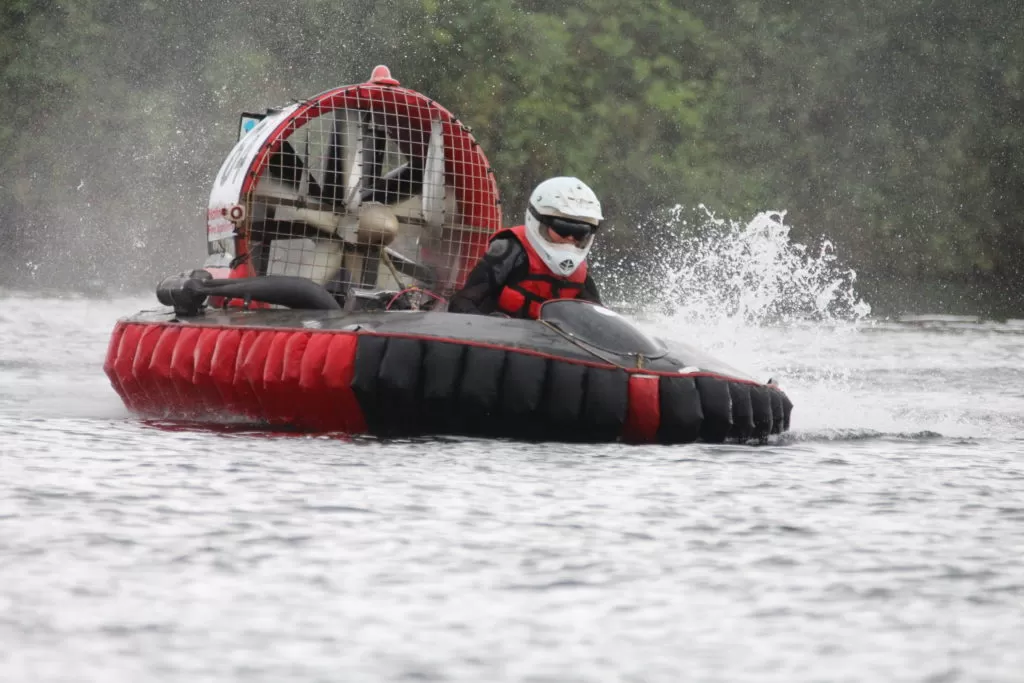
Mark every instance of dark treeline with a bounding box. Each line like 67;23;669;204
2;1;1022;312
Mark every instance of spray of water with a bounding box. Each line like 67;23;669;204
598;205;878;439
604;205;871;328
629;210;1012;443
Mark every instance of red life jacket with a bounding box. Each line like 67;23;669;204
495;224;588;319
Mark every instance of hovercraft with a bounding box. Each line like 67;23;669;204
104;66;792;444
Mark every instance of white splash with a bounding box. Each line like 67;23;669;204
610;206;871;329
598;206;877;437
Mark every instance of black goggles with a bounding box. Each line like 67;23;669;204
529;205;599;241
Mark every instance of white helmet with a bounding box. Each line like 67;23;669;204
523;176;603;276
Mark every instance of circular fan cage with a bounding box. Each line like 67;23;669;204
205;67;502;307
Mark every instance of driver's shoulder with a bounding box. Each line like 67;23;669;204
486;235;527;263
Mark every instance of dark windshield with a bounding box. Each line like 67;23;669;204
539;300;666;358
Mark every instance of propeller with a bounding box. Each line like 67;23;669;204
247;105;451;289
342;110;365;213
422;116;446;233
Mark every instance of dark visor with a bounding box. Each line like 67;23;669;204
529;205;598;240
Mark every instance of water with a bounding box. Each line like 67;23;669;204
3;219;1024;681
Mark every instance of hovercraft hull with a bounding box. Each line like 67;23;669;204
104;308;791;444
105;66;792;443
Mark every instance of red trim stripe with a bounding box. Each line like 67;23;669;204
624;374;660;443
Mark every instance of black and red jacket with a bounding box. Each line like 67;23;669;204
449;224;601;319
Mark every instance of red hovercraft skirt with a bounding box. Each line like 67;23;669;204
104;302;792;444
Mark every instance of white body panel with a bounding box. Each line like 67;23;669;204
207;104;300;241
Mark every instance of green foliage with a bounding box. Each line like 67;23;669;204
693;0;1024;285
1;0;1022;300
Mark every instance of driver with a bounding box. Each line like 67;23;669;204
449;176;604;319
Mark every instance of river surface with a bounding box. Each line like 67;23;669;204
2;292;1022;682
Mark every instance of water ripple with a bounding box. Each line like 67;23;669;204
2;294;1024;682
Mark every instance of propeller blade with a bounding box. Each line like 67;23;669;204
343;111;366;213
322;114;344;206
422;116;446;232
322;108;363;212
301;133;310;196
250;177;341;236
